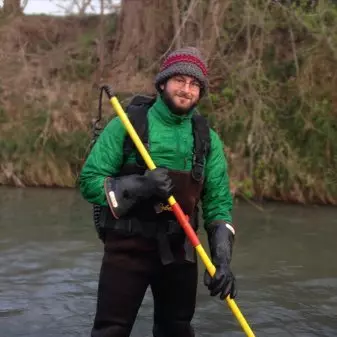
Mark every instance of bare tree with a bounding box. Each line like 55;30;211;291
104;0;120;13
112;0;173;74
199;0;231;61
51;0;119;16
2;0;23;15
73;0;95;15
52;0;96;16
172;0;181;49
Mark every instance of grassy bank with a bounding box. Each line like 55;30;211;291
199;1;337;204
0;2;337;204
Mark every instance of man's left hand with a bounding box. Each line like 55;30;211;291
204;262;237;300
204;221;237;300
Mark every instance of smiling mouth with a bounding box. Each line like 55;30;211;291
177;96;190;102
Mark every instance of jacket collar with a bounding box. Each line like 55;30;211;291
151;95;195;125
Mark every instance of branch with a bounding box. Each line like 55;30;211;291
171;0;181;49
161;0;199;60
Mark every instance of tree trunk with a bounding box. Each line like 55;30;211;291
108;0;229;93
172;0;181;49
199;0;231;61
180;0;200;47
109;0;174;92
3;0;22;16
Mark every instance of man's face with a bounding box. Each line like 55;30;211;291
160;75;201;114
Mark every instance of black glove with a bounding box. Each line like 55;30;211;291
144;167;174;200
204;220;237;300
104;168;173;218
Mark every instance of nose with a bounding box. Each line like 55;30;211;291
181;82;193;92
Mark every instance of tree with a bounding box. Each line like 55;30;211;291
2;0;23;15
112;0;174;74
51;0;120;16
112;0;231;68
109;0;231;92
52;0;95;17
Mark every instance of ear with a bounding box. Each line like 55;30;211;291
160;83;164;91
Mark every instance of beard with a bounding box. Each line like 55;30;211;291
161;87;198;115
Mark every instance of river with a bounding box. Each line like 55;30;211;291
0;187;336;336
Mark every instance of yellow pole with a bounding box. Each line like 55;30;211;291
103;88;256;337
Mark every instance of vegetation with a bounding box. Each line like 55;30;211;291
0;1;336;204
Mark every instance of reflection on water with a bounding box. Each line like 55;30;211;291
0;187;337;336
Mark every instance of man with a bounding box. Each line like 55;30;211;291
79;47;237;337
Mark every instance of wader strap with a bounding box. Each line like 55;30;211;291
93;204;106;242
184;238;196;263
123;96;154;168
191;114;211;182
157;232;175;265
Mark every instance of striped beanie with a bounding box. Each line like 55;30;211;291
155;47;208;96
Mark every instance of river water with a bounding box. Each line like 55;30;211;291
0;187;336;337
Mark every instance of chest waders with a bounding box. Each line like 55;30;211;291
90;90;211;264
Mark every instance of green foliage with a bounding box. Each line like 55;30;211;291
79;31;96;48
198;0;337;203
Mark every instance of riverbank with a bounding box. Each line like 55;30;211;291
1;2;337;204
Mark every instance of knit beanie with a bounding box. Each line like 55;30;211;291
155;47;208;96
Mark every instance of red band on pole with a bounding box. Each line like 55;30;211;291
171;203;200;247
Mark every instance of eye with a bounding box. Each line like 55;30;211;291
191;81;201;89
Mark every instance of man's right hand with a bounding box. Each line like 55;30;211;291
104;168;173;219
144;167;174;200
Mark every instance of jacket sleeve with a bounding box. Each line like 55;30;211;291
79;117;126;206
201;129;233;229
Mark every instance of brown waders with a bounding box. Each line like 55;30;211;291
91;230;198;337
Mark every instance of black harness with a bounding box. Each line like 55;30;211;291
90;93;211;245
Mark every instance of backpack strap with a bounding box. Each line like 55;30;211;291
123;95;156;167
191;114;211;182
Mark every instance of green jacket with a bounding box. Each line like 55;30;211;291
79;95;233;229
